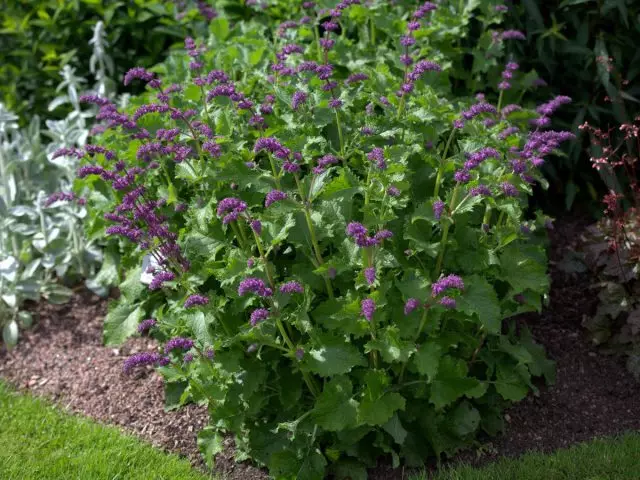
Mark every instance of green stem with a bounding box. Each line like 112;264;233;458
314;25;323;63
252;229;275;288
433;186;460;279
497;90;504;115
335;110;345;158
230;222;248;251
370;17;376;46
399;308;429;382
268;154;282;189
482;204;492;229
433;129;456;198
276;317;319;397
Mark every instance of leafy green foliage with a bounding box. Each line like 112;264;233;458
80;1;565;477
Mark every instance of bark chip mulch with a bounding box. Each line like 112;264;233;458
1;217;639;480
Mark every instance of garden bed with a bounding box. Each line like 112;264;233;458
1;217;638;479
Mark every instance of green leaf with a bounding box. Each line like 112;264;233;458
383;413;408;445
209;17;229;41
499;245;549;294
197;427;224;468
458;275;501;333
305;337;367;377
365;326;415;363
413;341;442;382
119;266;145;302
495;362;530;401
186;311;214;346
430;356;480;410
359;392;406;426
313;376;358;431
449;401;481;437
2;320;19;348
104;304;144;345
270;449;327;480
165;381;188;411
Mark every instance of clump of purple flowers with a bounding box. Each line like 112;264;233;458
137;318;157;334
184;294;209;308
432;274;464;297
250;308;270;326
280;281;304;294
361;298;376;321
164;337;195;354
123;352;166;373
238;277;273;297
346;222;393;247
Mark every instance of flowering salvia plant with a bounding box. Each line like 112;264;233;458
77;1;573;477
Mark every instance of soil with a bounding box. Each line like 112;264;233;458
1;216;639;479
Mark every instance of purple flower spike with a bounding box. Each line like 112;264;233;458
149;271;176;290
501;182;518;197
123;352;161;373
280;281;304;294
265;190;287;207
183;353;194;364
433;200;445;220
367;147;387;169
124;67;155;86
238;277;272;297
439;296;456;309
250;308;270;326
184;294;209;308
361;298;376;322
250;220;262;235
292;91;308;111
138;318;157;334
364;267;376;285
387;186;401;197
164;337;195;354
346;222;368;238
432;274;464;296
404;298;420;315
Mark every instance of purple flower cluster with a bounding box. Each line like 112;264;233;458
164;337;195;354
43;191;75;207
501;182;518;197
124;67;155;86
431;274;464;296
292;91;307;111
184;294;209;308
361;298;376;321
314;154;340;173
535;95;572;125
404;298;420;315
137;318;157;334
250;308;270;326
279;281;304;294
265;190;287;207
469;185;492;197
364;267;376;286
454;147;501;184
461;102;497;122
433;200;445;220
367;147;386;169
149;271;175;290
216;197;247;224
238;277;273;297
123;352;167;373
346;222;393;247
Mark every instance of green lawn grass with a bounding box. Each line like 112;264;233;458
0;381;213;480
415;432;640;480
2;379;639;480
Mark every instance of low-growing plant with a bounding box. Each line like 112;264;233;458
77;1;573;477
578;116;640;380
0;22;119;349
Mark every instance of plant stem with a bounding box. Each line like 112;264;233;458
252;229;275;288
268;154;282;189
497;90;504;115
314;25;323;63
230;222;248;251
276;317;319;397
433;129;456;198
335;110;345;158
433;185;460;279
370;17;376;45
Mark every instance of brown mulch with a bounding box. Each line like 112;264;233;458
1;216;639;480
0;290;266;480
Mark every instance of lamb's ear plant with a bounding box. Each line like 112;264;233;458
0;22;120;349
79;1;573;477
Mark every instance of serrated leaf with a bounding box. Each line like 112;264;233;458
365;326;415;363
458;275;501;333
430;356;480;410
413;341;442;382
495;362;530;401
104;303;144;345
197;427;224;468
313;376;358;431
358;392;406;426
383;413;408;445
449;401;480;437
305;338;367;377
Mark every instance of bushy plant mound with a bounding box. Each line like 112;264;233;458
579;117;640;380
74;2;573;477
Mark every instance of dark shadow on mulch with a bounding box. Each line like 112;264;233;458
1;216;638;480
